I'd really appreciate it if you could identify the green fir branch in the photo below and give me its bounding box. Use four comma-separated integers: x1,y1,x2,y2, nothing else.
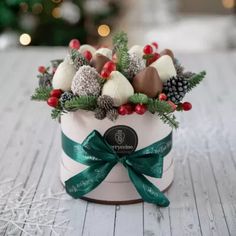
147,99,173,114
112,32,130,73
187,71,206,92
112,31,128,49
31,87,51,101
147,99,178,129
64,96,97,111
158,113,179,129
51,108,64,120
129,93,149,104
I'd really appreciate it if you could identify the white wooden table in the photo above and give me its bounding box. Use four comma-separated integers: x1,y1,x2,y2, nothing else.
0,48,236,236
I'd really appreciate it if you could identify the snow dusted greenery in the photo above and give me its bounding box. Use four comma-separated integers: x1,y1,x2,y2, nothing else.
0,180,72,235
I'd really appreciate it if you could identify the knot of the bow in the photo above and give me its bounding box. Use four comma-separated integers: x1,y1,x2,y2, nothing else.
117,156,127,165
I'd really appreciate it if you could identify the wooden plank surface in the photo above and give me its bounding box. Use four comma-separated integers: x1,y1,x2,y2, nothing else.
0,48,235,236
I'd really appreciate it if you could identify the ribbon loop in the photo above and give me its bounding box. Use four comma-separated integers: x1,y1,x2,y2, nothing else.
62,130,172,207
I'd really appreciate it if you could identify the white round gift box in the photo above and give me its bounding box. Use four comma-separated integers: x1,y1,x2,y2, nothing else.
60,110,174,204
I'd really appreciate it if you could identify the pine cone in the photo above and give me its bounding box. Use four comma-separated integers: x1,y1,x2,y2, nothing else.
38,73,53,87
60,91,74,106
163,76,189,104
174,59,184,76
97,95,114,111
106,108,119,121
94,108,106,120
183,71,195,79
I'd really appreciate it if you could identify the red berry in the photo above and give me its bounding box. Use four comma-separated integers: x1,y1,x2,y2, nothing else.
159,93,167,101
167,100,177,111
135,104,147,115
47,97,59,107
182,102,192,111
152,52,160,61
100,69,111,79
147,52,160,65
124,104,134,114
50,89,62,98
143,45,153,55
69,39,80,49
83,50,92,61
118,105,128,115
38,66,46,74
103,61,116,72
152,42,159,49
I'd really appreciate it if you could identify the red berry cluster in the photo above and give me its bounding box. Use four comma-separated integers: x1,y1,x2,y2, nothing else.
47,89,62,108
69,39,80,50
118,104,147,116
143,42,160,65
38,66,47,74
100,61,116,79
83,50,92,62
69,39,93,62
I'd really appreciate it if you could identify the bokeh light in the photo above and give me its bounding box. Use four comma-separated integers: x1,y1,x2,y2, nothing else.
52,7,61,18
97,24,111,37
19,2,28,13
32,3,43,14
51,0,63,3
222,0,235,8
19,33,31,46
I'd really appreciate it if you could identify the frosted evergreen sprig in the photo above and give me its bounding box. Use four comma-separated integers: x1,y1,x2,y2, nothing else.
64,95,97,111
112,32,130,74
129,93,149,104
187,71,206,93
31,87,51,101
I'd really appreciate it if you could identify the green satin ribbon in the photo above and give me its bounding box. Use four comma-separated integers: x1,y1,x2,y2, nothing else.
62,130,172,207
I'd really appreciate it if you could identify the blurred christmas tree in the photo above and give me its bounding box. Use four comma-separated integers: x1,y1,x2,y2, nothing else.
0,0,120,47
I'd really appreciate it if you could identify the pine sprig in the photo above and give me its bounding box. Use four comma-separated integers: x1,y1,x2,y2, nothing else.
51,108,65,120
64,96,97,111
147,99,178,129
159,113,179,129
112,31,128,50
187,71,206,92
112,32,130,73
147,99,173,114
31,87,51,101
129,93,149,104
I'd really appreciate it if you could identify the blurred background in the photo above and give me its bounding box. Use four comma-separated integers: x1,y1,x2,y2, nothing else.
0,0,235,51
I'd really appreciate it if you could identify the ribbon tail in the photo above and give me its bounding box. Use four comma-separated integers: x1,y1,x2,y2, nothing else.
127,167,170,207
65,162,115,199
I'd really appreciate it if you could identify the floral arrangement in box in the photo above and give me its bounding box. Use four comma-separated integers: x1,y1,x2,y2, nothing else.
31,32,206,207
32,32,205,129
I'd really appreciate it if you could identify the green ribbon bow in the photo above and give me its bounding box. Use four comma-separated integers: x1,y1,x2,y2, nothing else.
62,130,172,207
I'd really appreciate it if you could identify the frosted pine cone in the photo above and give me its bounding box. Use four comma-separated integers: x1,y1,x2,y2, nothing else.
71,65,101,97
94,108,106,120
60,91,74,106
106,108,118,121
163,76,189,104
97,95,114,111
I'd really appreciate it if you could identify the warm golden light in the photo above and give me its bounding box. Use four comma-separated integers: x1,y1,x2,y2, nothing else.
19,2,28,12
51,0,62,3
222,0,235,8
32,3,43,14
97,24,111,37
52,7,61,18
19,33,31,46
